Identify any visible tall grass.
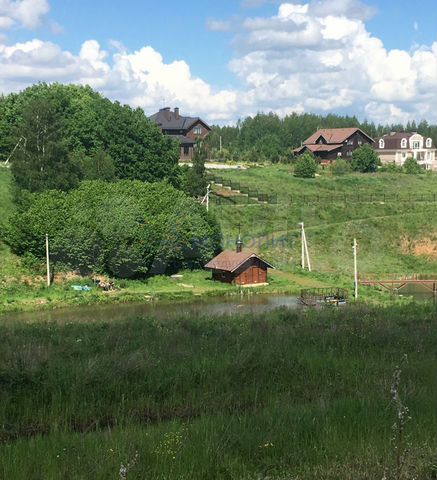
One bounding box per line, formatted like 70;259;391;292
0;303;435;478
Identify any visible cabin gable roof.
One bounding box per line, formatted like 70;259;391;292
204;250;274;273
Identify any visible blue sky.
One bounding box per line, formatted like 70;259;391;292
1;0;436;124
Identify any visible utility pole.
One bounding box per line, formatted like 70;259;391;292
45;234;51;287
353;238;358;299
304;227;311;272
299;222;311;271
300;222;305;269
5;136;26;165
201;184;211;212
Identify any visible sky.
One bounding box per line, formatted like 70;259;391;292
0;0;436;125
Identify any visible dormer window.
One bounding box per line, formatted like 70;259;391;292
193;126;202;135
413;141;420;149
379;139;385;149
426;138;432;148
401;138;407;148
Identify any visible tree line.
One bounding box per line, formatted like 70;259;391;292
0;83;216;277
0;83;181;192
204;112;437;163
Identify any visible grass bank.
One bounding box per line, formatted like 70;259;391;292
0;303;435;478
210;166;437;287
1;167;436;313
0;268;320;315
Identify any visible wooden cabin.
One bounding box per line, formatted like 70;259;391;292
205;238;274;286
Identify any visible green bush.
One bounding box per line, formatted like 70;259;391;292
330;159;352;175
294;153;318;178
403;157;423;174
4;181;222;278
351;145;381;173
379;162;403;173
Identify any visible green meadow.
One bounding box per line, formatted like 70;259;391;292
0;303;435;479
210;166;437;279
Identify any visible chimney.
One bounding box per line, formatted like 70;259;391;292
174;107;180;119
160;107;171;121
236;235;243;253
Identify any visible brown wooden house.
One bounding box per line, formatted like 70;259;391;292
205;239;274;286
149;107;211;160
294;127;374;164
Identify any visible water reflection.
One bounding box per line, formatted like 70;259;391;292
0;294;301;324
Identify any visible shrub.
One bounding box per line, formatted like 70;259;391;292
294;153;318;178
379;163;403;173
330;159;352;175
351;145;381;173
403;157;423;174
5;181;222;278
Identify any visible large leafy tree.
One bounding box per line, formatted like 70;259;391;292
183;142;208;197
1;83;180;188
10;97;81;192
4;181;222;278
351;144;381;173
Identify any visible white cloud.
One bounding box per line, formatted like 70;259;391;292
0;0;436;125
0;0;49;30
228;1;437;123
0;38;239;122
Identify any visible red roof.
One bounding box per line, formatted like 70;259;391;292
204;250;274;272
304;128;374;145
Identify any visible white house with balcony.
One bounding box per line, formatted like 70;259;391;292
374;132;436;171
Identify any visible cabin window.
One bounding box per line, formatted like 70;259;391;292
426;138;432;148
379;139;385;149
193;126;202;135
401;138;407;148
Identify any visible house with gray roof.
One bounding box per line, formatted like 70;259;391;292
149;107;211;160
374;132;436;171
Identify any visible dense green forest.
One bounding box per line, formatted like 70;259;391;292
0;83;180;191
205;112;437;162
0;83;218;277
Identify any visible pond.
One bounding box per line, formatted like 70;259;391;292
0;294;302;324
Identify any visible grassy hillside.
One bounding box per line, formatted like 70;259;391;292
0;166;436;310
0;304;435;479
209;166;437;278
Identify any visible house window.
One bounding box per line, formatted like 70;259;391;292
183;145;190;156
193;126;202;135
413;141;420;149
402;153;407;159
337;152;342;157
346;151;352;157
379;139;385;149
401;138;407;148
358;140;363;146
347;139;353;146
426;138;432;148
